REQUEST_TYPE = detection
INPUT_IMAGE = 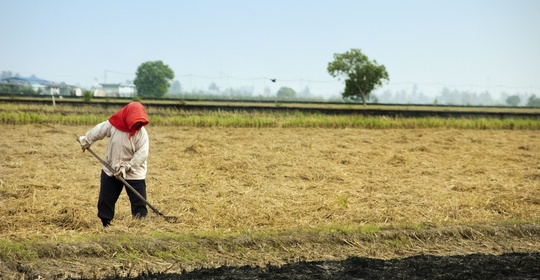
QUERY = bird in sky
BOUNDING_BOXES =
[270,79,276,82]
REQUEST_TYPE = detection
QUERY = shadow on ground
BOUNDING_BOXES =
[104,252,539,280]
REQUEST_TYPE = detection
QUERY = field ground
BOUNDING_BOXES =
[0,124,539,279]
[112,253,540,279]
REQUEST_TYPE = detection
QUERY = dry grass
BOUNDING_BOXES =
[2,125,539,234]
[1,124,539,277]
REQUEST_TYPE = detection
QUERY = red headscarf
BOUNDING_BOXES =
[108,102,149,138]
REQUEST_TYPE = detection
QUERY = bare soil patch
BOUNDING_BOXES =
[1,125,539,279]
[107,253,540,279]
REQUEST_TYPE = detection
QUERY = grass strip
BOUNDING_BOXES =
[2,222,539,265]
[1,103,539,129]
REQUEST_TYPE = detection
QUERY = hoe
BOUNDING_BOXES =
[79,140,178,223]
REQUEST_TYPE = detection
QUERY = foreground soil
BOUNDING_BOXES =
[106,253,540,280]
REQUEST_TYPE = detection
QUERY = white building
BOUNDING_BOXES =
[0,76,81,96]
[95,82,137,97]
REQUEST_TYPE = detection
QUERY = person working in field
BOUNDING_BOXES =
[78,102,150,227]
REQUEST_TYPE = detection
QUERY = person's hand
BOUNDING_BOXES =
[114,166,127,178]
[78,136,90,151]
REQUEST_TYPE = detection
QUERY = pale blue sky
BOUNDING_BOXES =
[1,0,539,98]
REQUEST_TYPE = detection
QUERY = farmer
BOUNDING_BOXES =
[78,101,150,227]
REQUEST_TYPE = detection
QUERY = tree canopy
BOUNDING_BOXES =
[527,95,540,107]
[505,95,521,106]
[327,48,389,106]
[134,61,174,98]
[168,80,183,94]
[276,86,297,99]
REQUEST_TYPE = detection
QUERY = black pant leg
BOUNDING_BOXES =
[124,179,148,218]
[97,170,123,223]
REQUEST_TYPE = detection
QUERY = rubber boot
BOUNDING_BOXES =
[101,219,111,227]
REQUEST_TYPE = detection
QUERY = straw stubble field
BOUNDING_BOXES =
[1,123,539,278]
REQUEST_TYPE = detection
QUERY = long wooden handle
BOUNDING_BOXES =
[78,139,165,217]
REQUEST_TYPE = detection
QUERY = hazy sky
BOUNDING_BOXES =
[1,0,539,98]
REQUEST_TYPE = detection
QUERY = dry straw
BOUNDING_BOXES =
[0,102,539,276]
[1,125,538,238]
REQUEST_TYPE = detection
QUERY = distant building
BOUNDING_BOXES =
[0,76,81,96]
[94,82,137,97]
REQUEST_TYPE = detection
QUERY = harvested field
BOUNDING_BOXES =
[1,124,539,279]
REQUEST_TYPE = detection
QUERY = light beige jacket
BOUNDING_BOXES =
[81,120,149,180]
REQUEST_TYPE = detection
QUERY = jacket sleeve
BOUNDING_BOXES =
[84,121,113,144]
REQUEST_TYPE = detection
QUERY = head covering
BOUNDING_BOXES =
[108,102,149,138]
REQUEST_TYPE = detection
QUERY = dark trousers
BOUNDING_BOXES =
[98,170,148,224]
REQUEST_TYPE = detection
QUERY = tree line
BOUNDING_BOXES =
[3,49,540,107]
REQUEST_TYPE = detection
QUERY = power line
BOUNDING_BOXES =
[175,74,540,89]
[104,69,134,76]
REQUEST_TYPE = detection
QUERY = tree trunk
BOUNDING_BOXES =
[362,93,367,106]
[355,83,367,106]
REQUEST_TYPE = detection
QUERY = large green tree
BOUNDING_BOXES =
[327,49,389,106]
[134,61,174,98]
